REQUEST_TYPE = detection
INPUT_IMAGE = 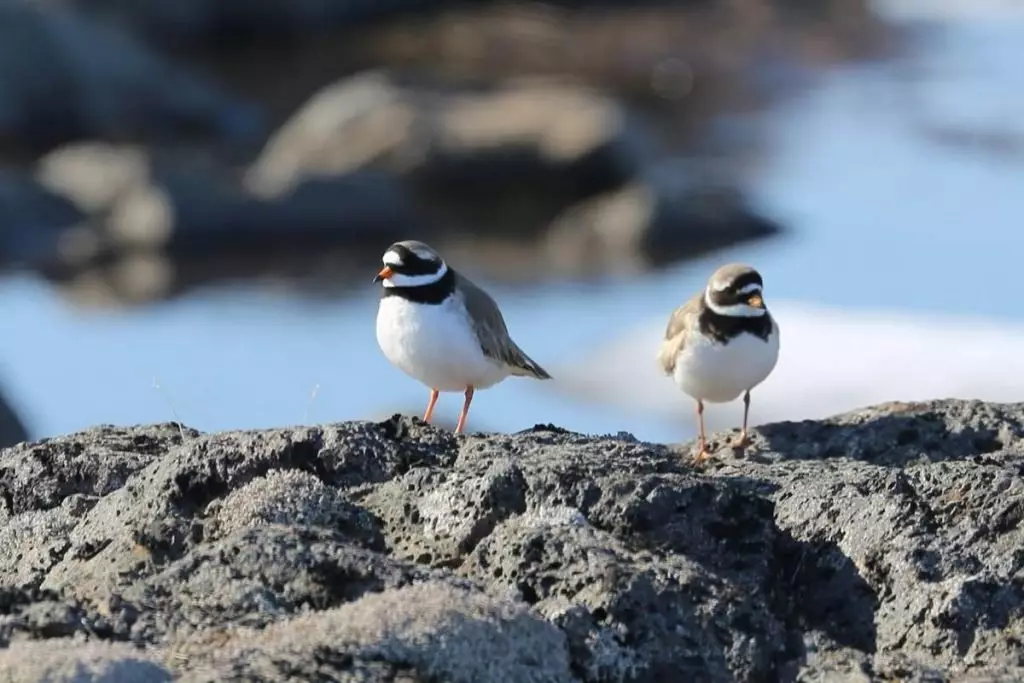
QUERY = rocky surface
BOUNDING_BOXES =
[0,399,1023,681]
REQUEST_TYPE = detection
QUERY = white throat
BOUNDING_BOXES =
[704,287,767,318]
[382,262,448,288]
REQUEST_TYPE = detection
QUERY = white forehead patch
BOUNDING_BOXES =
[381,263,448,289]
[382,250,404,267]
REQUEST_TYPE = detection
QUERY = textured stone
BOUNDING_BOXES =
[0,638,172,683]
[171,582,573,683]
[0,401,1021,681]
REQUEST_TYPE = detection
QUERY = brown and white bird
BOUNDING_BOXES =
[373,240,551,433]
[657,263,780,462]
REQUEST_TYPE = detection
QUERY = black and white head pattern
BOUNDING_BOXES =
[699,263,773,343]
[376,240,455,304]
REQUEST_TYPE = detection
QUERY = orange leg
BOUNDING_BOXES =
[454,387,475,434]
[423,389,440,423]
[694,399,712,463]
[733,390,751,449]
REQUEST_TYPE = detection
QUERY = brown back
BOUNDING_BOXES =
[657,292,703,375]
[455,271,552,380]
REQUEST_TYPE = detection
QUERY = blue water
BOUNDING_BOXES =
[1,9,1022,443]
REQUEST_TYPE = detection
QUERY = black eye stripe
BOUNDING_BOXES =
[729,272,763,293]
[708,274,765,307]
[385,244,442,276]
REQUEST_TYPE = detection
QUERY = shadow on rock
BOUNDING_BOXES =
[754,399,1016,466]
[775,529,879,656]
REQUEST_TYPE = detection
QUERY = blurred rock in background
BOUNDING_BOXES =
[0,0,264,157]
[0,0,896,307]
[0,384,28,447]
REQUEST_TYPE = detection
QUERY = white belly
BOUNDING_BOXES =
[376,295,509,392]
[673,326,780,403]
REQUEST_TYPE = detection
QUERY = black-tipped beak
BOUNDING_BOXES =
[373,266,393,284]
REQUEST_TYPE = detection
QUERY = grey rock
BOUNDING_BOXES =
[369,428,789,681]
[0,423,187,516]
[0,401,1022,681]
[0,506,79,592]
[0,638,172,683]
[36,420,450,606]
[365,455,528,566]
[121,524,444,641]
[202,469,383,546]
[729,400,1024,675]
[171,581,573,683]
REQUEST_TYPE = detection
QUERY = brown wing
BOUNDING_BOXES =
[657,292,702,375]
[455,271,552,380]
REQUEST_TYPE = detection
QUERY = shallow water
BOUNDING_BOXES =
[1,5,1022,443]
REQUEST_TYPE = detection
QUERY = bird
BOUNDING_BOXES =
[657,263,780,462]
[373,240,552,434]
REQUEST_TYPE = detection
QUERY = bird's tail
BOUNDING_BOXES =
[509,347,552,380]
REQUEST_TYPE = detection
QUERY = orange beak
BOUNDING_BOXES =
[373,266,393,284]
[747,294,764,309]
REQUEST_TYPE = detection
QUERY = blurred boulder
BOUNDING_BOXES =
[353,2,894,115]
[245,72,632,213]
[10,70,780,306]
[0,0,265,156]
[245,71,777,282]
[0,168,85,271]
[543,171,780,277]
[0,0,898,304]
[34,142,422,305]
[0,385,28,448]
[66,0,446,45]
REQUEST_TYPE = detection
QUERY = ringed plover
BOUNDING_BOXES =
[658,263,780,462]
[373,240,551,433]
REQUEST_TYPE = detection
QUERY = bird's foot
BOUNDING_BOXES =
[731,433,750,450]
[693,447,713,464]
